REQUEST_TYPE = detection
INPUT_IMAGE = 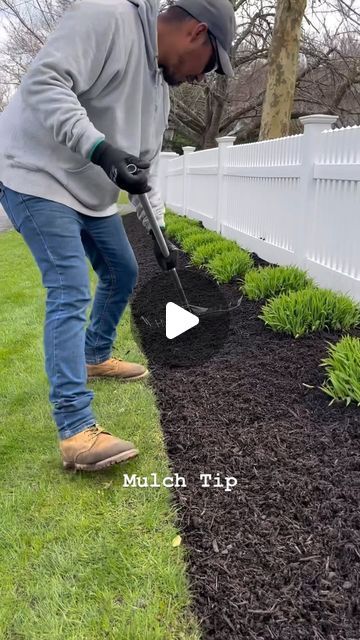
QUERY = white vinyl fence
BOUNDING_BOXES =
[159,115,360,302]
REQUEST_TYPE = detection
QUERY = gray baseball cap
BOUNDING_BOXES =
[174,0,236,77]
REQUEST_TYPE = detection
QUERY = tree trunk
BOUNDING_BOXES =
[259,0,307,141]
[202,76,228,149]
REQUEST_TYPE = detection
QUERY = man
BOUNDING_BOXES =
[0,0,235,472]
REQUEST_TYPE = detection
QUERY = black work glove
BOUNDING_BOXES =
[150,230,178,272]
[91,141,151,195]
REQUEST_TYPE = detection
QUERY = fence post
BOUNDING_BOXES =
[216,136,236,234]
[159,151,179,205]
[182,146,195,216]
[297,114,338,265]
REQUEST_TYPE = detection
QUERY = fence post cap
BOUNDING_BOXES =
[182,146,196,154]
[216,136,236,147]
[299,114,338,127]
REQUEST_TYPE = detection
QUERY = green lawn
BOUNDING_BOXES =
[0,230,199,640]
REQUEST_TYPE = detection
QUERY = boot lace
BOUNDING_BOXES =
[88,424,106,439]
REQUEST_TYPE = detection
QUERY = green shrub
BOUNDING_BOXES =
[165,212,199,229]
[243,265,314,301]
[320,336,360,406]
[165,213,201,244]
[191,239,238,267]
[181,230,218,254]
[206,248,254,284]
[260,288,360,337]
[168,222,202,245]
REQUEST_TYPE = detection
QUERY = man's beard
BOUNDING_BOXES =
[159,64,183,87]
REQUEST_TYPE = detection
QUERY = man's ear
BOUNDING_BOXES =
[190,21,208,43]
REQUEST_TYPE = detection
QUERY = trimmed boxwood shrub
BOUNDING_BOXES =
[243,265,314,301]
[260,288,360,338]
[320,336,360,406]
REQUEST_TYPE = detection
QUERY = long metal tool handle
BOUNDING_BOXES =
[127,163,191,310]
[137,193,191,311]
[127,163,170,259]
[138,193,170,259]
[170,268,192,311]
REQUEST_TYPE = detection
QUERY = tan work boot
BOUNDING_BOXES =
[87,357,148,381]
[60,425,138,472]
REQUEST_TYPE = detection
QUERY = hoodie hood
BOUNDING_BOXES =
[127,0,159,71]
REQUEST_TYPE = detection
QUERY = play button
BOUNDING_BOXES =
[166,302,199,340]
[131,268,232,368]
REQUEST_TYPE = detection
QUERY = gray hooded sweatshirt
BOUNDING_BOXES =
[0,0,170,222]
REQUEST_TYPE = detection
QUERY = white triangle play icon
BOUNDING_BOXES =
[166,302,199,340]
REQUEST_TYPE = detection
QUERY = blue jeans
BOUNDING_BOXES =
[0,184,138,440]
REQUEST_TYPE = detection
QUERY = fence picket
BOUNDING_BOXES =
[162,114,360,301]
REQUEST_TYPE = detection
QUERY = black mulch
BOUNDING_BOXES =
[124,213,360,640]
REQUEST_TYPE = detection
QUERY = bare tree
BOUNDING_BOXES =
[0,74,9,111]
[171,0,360,147]
[259,0,307,140]
[295,32,360,126]
[0,0,358,143]
[0,0,71,89]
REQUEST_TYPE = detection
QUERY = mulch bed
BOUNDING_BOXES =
[124,213,360,640]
